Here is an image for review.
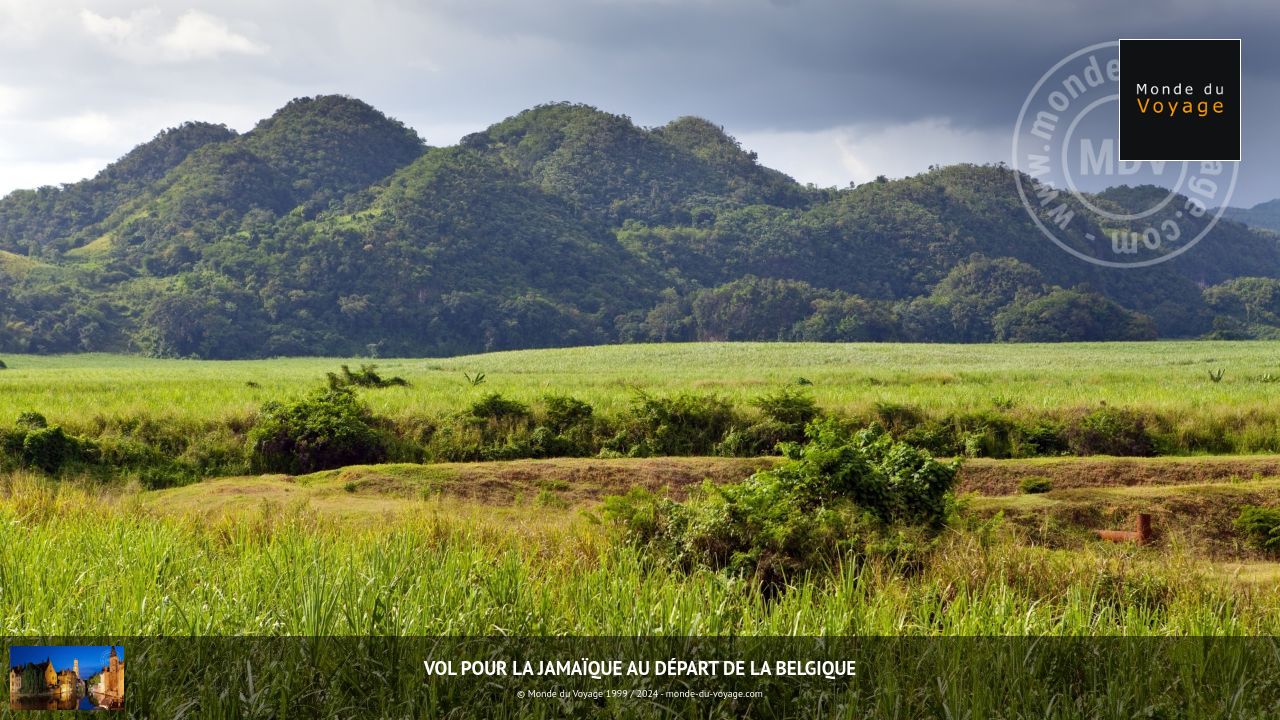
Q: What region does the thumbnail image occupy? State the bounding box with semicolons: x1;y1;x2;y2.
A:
9;645;124;712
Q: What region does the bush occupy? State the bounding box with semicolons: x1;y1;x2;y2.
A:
607;392;740;457
1017;418;1067;456
604;420;959;592
1234;506;1280;555
872;402;925;434
1;412;96;474
1064;406;1155;456
249;389;390;474
542;395;593;434
752;387;819;428
468;393;531;422
1019;476;1053;494
718;387;822;455
716;419;796;457
0;359;7;369
326;364;408;390
16;411;47;430
21;426;94;474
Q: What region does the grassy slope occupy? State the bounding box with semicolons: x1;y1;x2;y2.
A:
141;455;1280;568
0;249;45;277
6;452;1278;638
3;341;1280;428
146;456;777;517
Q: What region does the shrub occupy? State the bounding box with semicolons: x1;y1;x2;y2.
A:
1017;418;1067;456
952;411;1018;458
716;420;796;457
249;389;389;474
16;411;47;430
326;364;408;390
1064;406;1155;456
604;420;959;592
872;401;925;434
0;359;7;369
523;426;577;459
718;387;822;455
542;395;593;434
1234;506;1280;555
468;393;531;422
752;387;819;428
1019;476;1053;494
608;392;739;457
21;426;93;474
536;488;570;509
0;428;24;464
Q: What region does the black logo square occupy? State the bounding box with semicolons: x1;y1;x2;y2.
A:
1119;39;1240;161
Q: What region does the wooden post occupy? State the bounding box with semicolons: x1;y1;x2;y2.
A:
1135;513;1152;545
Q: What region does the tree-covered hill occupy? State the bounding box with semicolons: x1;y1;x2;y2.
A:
0;121;237;256
1222;199;1280;234
1;96;1278;357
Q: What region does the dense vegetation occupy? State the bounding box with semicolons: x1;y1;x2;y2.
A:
1223;198;1280;234
4;96;1280;357
606;419;959;592
7;341;1280;488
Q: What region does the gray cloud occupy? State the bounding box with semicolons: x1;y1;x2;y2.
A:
0;0;1276;204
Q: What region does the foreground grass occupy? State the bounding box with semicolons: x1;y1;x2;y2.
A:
2;473;1277;637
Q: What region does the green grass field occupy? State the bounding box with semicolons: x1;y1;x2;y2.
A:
3;343;1279;641
3;341;1280;427
4;344;1280;716
3;467;1278;638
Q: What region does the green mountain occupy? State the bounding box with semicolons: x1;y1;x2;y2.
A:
0;121;236;255
1222;199;1280;234
2;96;1279;357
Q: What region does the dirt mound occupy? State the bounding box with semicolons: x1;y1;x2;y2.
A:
958;456;1280;495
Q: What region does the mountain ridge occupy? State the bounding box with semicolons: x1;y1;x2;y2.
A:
1;95;1278;357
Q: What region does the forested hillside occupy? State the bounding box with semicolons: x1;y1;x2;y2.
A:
2;95;1278;357
1223;199;1280;234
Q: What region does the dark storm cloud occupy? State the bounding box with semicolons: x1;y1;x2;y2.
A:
406;0;1280;130
0;0;1276;203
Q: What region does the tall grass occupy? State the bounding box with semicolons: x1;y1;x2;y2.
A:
2;474;1275;638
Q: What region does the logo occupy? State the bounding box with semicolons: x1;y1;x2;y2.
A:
1012;41;1238;268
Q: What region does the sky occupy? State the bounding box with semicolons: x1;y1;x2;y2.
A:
0;0;1277;206
9;645;123;678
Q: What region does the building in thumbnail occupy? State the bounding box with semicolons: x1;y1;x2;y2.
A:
94;646;125;703
8;658;60;697
56;659;81;696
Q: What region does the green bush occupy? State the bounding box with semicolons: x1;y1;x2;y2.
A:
718;387;821;455
716;419;796;457
1234;506;1280;555
872;401;925;433
1065;406;1155;456
1019;476;1053;494
542;395;593;433
326;364;408;390
16;411;48;430
604;420;959;592
752;387;819;428
21;425;94;474
1017;418;1068;456
607;391;740;457
249;389;390;474
468;393;531;422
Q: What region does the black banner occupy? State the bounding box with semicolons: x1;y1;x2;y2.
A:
5;636;1280;718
